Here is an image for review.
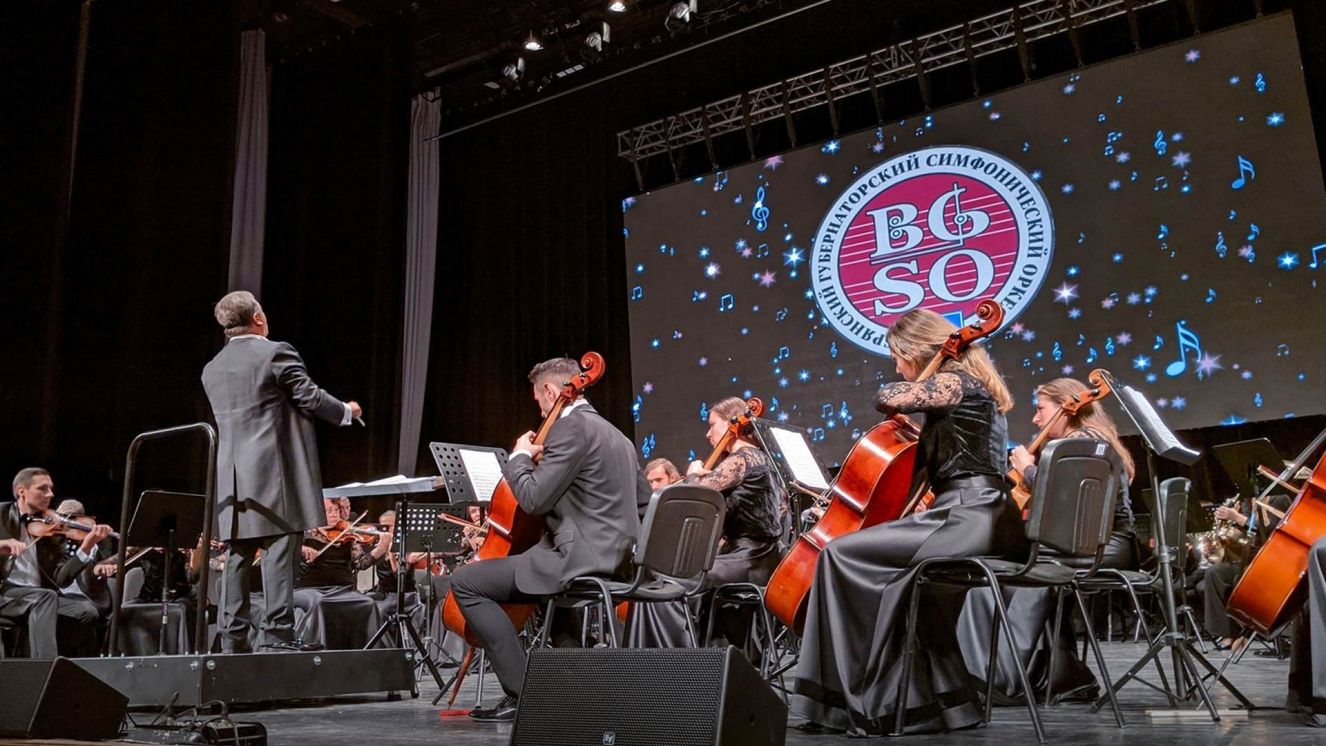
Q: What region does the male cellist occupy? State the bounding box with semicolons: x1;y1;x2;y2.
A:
449;357;647;722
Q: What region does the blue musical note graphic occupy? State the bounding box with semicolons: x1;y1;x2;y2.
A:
1310;244;1326;269
1086;348;1098;364
751;186;770;232
1165;320;1203;377
1153;130;1168;156
1214;232;1227;258
1231;156;1255;190
718;293;734;312
1105;337;1116;356
713;171;728;192
630;285;644;301
1206;288;1216;303
1247;223;1261;242
1255;72;1266;93
1157;224;1169;240
1052;342;1062;362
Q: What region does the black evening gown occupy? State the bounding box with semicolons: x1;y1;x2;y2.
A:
791;371;1026;735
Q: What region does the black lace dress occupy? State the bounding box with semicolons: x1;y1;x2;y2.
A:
791;371;1026;735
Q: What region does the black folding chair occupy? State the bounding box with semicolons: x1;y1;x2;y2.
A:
536;483;725;648
891;438;1126;743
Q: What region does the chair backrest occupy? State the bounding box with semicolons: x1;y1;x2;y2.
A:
1026;437;1121;558
1147;476;1190;552
111;566;144;608
635;483;726;581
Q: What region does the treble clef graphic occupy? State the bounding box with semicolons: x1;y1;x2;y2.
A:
930;183;989;246
751;186;770;232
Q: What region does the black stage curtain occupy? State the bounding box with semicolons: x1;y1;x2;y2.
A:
1;1;239;517
263;23;412;487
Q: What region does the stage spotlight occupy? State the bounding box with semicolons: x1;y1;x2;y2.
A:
585;21;611;52
502;57;526;82
669;0;696;23
608;0;627;13
523;32;543;51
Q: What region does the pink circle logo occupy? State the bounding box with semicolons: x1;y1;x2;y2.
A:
811;146;1053;356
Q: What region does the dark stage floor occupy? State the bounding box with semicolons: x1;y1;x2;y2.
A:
108;640;1321;745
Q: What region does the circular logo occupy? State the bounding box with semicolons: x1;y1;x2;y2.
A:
810;145;1054;356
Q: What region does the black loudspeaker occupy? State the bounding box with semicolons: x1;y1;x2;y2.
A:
512;646;787;746
0;657;128;740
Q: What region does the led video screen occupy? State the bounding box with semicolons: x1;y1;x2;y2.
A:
624;14;1326;465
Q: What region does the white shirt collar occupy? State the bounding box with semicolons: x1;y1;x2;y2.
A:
560;398;589;418
228;334;264;342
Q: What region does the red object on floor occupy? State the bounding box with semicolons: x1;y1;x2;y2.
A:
437;709;471;718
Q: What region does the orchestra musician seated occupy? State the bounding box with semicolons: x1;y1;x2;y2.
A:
0;468;114;658
292;497;382;650
644;458;682;493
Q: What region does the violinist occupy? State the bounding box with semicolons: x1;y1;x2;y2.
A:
0;468;113;658
291;498;383;650
450;357;646;722
959;377;1137;704
52;499;116;627
792;309;1024;735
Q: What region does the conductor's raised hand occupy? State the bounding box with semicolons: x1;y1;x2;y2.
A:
348;401;363;419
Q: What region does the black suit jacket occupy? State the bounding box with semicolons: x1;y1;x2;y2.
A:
501;403;647;595
0;503;97;591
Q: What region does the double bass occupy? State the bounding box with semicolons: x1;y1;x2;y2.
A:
441;351;606;645
1225;425;1326;636
1007;368;1113;511
765;300;1005;632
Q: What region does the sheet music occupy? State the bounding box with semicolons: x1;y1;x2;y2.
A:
769;426;830;491
458;448;505;502
366;474;426;486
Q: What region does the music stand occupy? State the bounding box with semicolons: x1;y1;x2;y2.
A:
125;490;206;655
396;502;461;665
1093;379;1252;719
331;483;448;697
1213;437;1285;503
430;442;508;504
747;418;831;539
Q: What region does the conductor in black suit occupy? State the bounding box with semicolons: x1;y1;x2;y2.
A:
451;357;647;721
202;291;361;653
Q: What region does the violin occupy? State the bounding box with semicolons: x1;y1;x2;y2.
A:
1007;368;1113;511
765;300;1005;633
25;511;120;543
317;520;390;545
701;398;765;470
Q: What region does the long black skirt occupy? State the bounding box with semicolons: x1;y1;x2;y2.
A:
791;478;1025;735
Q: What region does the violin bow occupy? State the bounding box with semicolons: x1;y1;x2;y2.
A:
312;511;369;561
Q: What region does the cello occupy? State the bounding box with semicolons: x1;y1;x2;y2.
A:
1006;368;1113;511
765;300;1005;632
440;351;606;645
1225;425;1326;636
702;397;764;469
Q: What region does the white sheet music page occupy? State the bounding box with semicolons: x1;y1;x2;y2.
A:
1121;386;1183;453
770;427;831;491
459;449;505;502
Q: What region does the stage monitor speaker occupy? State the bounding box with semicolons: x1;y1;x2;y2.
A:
0;657;128;740
512;646;787;746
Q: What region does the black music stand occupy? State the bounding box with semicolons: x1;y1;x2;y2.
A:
747;418;831;539
1093;379;1253;718
125;490;205;655
397;502;461;665
337;482;449;697
426;442;512;707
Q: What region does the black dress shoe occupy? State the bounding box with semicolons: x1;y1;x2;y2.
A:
261;638;325;652
469;695;518;722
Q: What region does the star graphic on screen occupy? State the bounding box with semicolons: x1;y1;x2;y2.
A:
740;247;753;258
1156;398;1169;408
758;270;777;287
1171;151;1191;167
1133;355;1151;370
815;174;830;185
1053;282;1078;304
735;238;747;251
764;155;784;170
777;412;790;423
1278;252;1299;269
1115;152;1131;164
821;140;841;154
642;382;654;394
1061;183;1075;194
705;262;721;278
779;377;789;388
1062;365;1075;375
1239;245;1254;258
1022;330;1037;341
1184;49;1201;63
698;357;708;367
1144;285;1158;297
1067;308;1082;319
1196;353;1223;378
1062;83;1076;94
1101;297;1116;309
798;370;810;381
784;248;804;268
871;142;886;153
698;247;710;258
1108;179;1121;190
1116;332;1132;345
1242;370;1254;380
1009;322;1024;334
1126;292;1141;304
1267;112;1285;127
1171;397;1187;410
